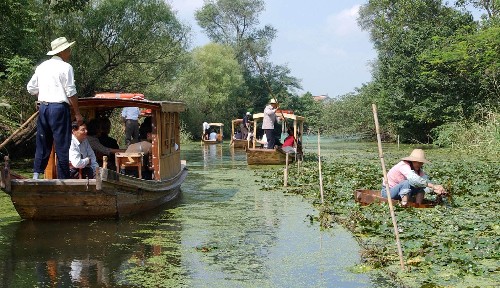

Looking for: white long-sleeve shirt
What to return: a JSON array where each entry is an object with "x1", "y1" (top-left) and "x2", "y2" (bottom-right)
[
  {"x1": 26, "y1": 56, "x2": 77, "y2": 104},
  {"x1": 69, "y1": 135, "x2": 98, "y2": 171},
  {"x1": 262, "y1": 104, "x2": 277, "y2": 129}
]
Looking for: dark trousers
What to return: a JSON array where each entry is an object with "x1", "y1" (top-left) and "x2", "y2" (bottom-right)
[
  {"x1": 125, "y1": 119, "x2": 139, "y2": 145},
  {"x1": 240, "y1": 124, "x2": 248, "y2": 140},
  {"x1": 34, "y1": 102, "x2": 71, "y2": 179},
  {"x1": 264, "y1": 129, "x2": 275, "y2": 149}
]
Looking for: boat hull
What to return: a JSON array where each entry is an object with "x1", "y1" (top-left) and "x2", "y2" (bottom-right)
[
  {"x1": 354, "y1": 189, "x2": 437, "y2": 208},
  {"x1": 8, "y1": 168, "x2": 187, "y2": 220},
  {"x1": 246, "y1": 148, "x2": 290, "y2": 165},
  {"x1": 231, "y1": 139, "x2": 248, "y2": 149}
]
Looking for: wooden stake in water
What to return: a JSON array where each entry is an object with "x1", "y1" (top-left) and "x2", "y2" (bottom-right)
[
  {"x1": 318, "y1": 129, "x2": 324, "y2": 204},
  {"x1": 284, "y1": 153, "x2": 289, "y2": 187},
  {"x1": 372, "y1": 104, "x2": 405, "y2": 271}
]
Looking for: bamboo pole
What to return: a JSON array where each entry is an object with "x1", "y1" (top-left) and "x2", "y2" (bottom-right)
[
  {"x1": 317, "y1": 129, "x2": 324, "y2": 204},
  {"x1": 0, "y1": 111, "x2": 39, "y2": 151},
  {"x1": 284, "y1": 153, "x2": 289, "y2": 187},
  {"x1": 372, "y1": 104, "x2": 405, "y2": 271}
]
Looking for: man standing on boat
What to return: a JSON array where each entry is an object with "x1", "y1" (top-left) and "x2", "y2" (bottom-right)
[
  {"x1": 121, "y1": 106, "x2": 140, "y2": 146},
  {"x1": 27, "y1": 37, "x2": 84, "y2": 179},
  {"x1": 262, "y1": 99, "x2": 279, "y2": 149},
  {"x1": 241, "y1": 112, "x2": 252, "y2": 140}
]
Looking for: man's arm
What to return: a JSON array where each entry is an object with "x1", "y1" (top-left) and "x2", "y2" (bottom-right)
[{"x1": 68, "y1": 95, "x2": 83, "y2": 126}]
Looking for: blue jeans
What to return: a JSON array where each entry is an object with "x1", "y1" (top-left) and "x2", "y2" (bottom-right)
[
  {"x1": 381, "y1": 180, "x2": 424, "y2": 200},
  {"x1": 34, "y1": 102, "x2": 71, "y2": 179}
]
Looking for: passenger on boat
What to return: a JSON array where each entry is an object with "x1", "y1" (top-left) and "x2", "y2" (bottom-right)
[
  {"x1": 241, "y1": 112, "x2": 252, "y2": 140},
  {"x1": 27, "y1": 37, "x2": 83, "y2": 180},
  {"x1": 247, "y1": 131, "x2": 254, "y2": 142},
  {"x1": 69, "y1": 121, "x2": 98, "y2": 179},
  {"x1": 86, "y1": 119, "x2": 123, "y2": 169},
  {"x1": 263, "y1": 99, "x2": 279, "y2": 149},
  {"x1": 209, "y1": 129, "x2": 218, "y2": 141},
  {"x1": 382, "y1": 149, "x2": 447, "y2": 205},
  {"x1": 258, "y1": 133, "x2": 268, "y2": 148},
  {"x1": 282, "y1": 127, "x2": 295, "y2": 148},
  {"x1": 98, "y1": 118, "x2": 119, "y2": 149},
  {"x1": 124, "y1": 124, "x2": 153, "y2": 179},
  {"x1": 234, "y1": 130, "x2": 242, "y2": 140},
  {"x1": 121, "y1": 107, "x2": 140, "y2": 146},
  {"x1": 139, "y1": 116, "x2": 152, "y2": 140},
  {"x1": 202, "y1": 122, "x2": 210, "y2": 140}
]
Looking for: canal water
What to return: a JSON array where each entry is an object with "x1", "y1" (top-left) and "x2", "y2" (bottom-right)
[{"x1": 0, "y1": 142, "x2": 374, "y2": 287}]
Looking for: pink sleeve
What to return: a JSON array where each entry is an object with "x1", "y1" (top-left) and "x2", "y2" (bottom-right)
[{"x1": 398, "y1": 163, "x2": 413, "y2": 177}]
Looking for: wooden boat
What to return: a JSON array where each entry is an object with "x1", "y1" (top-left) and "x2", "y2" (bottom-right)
[
  {"x1": 230, "y1": 119, "x2": 249, "y2": 149},
  {"x1": 0, "y1": 94, "x2": 188, "y2": 220},
  {"x1": 354, "y1": 189, "x2": 439, "y2": 208},
  {"x1": 201, "y1": 122, "x2": 224, "y2": 144},
  {"x1": 246, "y1": 112, "x2": 305, "y2": 165}
]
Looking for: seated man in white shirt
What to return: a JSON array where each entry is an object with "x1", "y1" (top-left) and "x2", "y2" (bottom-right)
[
  {"x1": 209, "y1": 129, "x2": 217, "y2": 141},
  {"x1": 86, "y1": 118, "x2": 123, "y2": 169},
  {"x1": 69, "y1": 121, "x2": 99, "y2": 179}
]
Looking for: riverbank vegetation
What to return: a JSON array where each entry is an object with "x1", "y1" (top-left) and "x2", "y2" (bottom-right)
[
  {"x1": 255, "y1": 142, "x2": 499, "y2": 287},
  {"x1": 0, "y1": 0, "x2": 498, "y2": 151}
]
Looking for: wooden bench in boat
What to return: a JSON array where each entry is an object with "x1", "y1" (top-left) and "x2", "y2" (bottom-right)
[{"x1": 115, "y1": 152, "x2": 143, "y2": 179}]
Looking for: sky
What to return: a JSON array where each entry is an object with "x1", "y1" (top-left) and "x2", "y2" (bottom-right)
[{"x1": 168, "y1": 0, "x2": 376, "y2": 98}]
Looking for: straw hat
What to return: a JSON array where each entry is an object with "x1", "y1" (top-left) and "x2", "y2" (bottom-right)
[
  {"x1": 269, "y1": 99, "x2": 277, "y2": 104},
  {"x1": 47, "y1": 37, "x2": 75, "y2": 56},
  {"x1": 401, "y1": 149, "x2": 431, "y2": 164}
]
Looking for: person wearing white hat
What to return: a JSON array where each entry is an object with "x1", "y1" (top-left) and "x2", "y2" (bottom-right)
[
  {"x1": 382, "y1": 149, "x2": 447, "y2": 205},
  {"x1": 262, "y1": 99, "x2": 279, "y2": 149},
  {"x1": 27, "y1": 37, "x2": 83, "y2": 179}
]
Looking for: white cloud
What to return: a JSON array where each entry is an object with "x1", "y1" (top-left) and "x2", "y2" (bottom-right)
[{"x1": 326, "y1": 5, "x2": 362, "y2": 37}]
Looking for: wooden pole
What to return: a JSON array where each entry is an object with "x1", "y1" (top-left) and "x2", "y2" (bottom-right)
[
  {"x1": 317, "y1": 129, "x2": 324, "y2": 204},
  {"x1": 372, "y1": 104, "x2": 405, "y2": 271},
  {"x1": 0, "y1": 111, "x2": 39, "y2": 151},
  {"x1": 284, "y1": 153, "x2": 289, "y2": 187}
]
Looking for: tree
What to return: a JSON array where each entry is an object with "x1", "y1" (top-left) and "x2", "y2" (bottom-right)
[
  {"x1": 455, "y1": 0, "x2": 500, "y2": 19},
  {"x1": 55, "y1": 0, "x2": 189, "y2": 97},
  {"x1": 0, "y1": 0, "x2": 189, "y2": 147},
  {"x1": 419, "y1": 26, "x2": 500, "y2": 120},
  {"x1": 195, "y1": 0, "x2": 301, "y2": 120},
  {"x1": 173, "y1": 43, "x2": 245, "y2": 138},
  {"x1": 358, "y1": 0, "x2": 476, "y2": 142}
]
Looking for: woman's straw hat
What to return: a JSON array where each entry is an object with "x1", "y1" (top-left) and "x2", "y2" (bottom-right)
[
  {"x1": 269, "y1": 99, "x2": 277, "y2": 104},
  {"x1": 401, "y1": 149, "x2": 431, "y2": 164},
  {"x1": 47, "y1": 37, "x2": 75, "y2": 56}
]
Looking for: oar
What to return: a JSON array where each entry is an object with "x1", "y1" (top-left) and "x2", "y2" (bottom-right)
[
  {"x1": 246, "y1": 41, "x2": 287, "y2": 122},
  {"x1": 372, "y1": 104, "x2": 405, "y2": 271},
  {"x1": 0, "y1": 111, "x2": 39, "y2": 152}
]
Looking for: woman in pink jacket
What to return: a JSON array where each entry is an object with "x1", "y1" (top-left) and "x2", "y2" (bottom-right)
[{"x1": 382, "y1": 149, "x2": 447, "y2": 205}]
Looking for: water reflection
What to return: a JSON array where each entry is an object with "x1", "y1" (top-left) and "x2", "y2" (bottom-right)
[{"x1": 0, "y1": 142, "x2": 375, "y2": 287}]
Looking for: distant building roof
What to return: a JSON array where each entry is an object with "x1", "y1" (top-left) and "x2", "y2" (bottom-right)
[{"x1": 313, "y1": 95, "x2": 329, "y2": 102}]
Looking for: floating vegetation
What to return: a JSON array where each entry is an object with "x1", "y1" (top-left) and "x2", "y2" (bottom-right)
[{"x1": 256, "y1": 141, "x2": 500, "y2": 287}]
